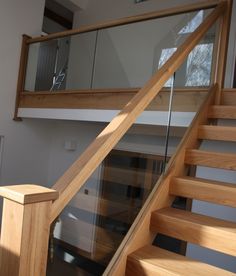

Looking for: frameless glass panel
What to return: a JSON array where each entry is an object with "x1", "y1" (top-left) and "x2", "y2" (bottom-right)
[
  {"x1": 24, "y1": 31, "x2": 97, "y2": 92},
  {"x1": 48, "y1": 90, "x2": 171, "y2": 275},
  {"x1": 92, "y1": 9, "x2": 213, "y2": 89},
  {"x1": 45, "y1": 8, "x2": 218, "y2": 274},
  {"x1": 25, "y1": 9, "x2": 214, "y2": 92},
  {"x1": 47, "y1": 74, "x2": 210, "y2": 275},
  {"x1": 66, "y1": 31, "x2": 98, "y2": 90},
  {"x1": 164, "y1": 16, "x2": 218, "y2": 88}
]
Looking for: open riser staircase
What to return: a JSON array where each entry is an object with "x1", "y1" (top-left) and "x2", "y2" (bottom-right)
[
  {"x1": 125, "y1": 92, "x2": 236, "y2": 275},
  {"x1": 0, "y1": 1, "x2": 234, "y2": 276}
]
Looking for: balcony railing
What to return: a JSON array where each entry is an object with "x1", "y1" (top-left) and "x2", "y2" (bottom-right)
[{"x1": 0, "y1": 1, "x2": 232, "y2": 275}]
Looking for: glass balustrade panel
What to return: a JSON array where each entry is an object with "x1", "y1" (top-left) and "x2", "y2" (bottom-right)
[
  {"x1": 24, "y1": 8, "x2": 215, "y2": 93},
  {"x1": 46, "y1": 9, "x2": 219, "y2": 276}
]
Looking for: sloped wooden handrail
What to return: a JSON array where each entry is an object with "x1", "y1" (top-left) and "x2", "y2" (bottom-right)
[
  {"x1": 103, "y1": 82, "x2": 218, "y2": 275},
  {"x1": 50, "y1": 2, "x2": 226, "y2": 223},
  {"x1": 27, "y1": 0, "x2": 219, "y2": 44}
]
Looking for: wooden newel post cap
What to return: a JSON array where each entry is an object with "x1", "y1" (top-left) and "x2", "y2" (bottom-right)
[{"x1": 0, "y1": 185, "x2": 59, "y2": 204}]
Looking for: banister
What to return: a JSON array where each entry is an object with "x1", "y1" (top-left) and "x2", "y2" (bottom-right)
[
  {"x1": 50, "y1": 2, "x2": 226, "y2": 223},
  {"x1": 0, "y1": 185, "x2": 58, "y2": 276},
  {"x1": 27, "y1": 0, "x2": 220, "y2": 44}
]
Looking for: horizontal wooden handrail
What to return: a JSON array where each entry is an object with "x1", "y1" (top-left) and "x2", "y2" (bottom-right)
[
  {"x1": 27, "y1": 0, "x2": 219, "y2": 44},
  {"x1": 50, "y1": 2, "x2": 225, "y2": 223},
  {"x1": 21, "y1": 87, "x2": 209, "y2": 95}
]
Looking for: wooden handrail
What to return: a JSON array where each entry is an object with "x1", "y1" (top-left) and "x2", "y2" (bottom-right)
[
  {"x1": 0, "y1": 185, "x2": 58, "y2": 276},
  {"x1": 13, "y1": 34, "x2": 31, "y2": 121},
  {"x1": 50, "y1": 2, "x2": 226, "y2": 223},
  {"x1": 103, "y1": 83, "x2": 218, "y2": 275},
  {"x1": 27, "y1": 0, "x2": 219, "y2": 44},
  {"x1": 21, "y1": 87, "x2": 209, "y2": 95}
]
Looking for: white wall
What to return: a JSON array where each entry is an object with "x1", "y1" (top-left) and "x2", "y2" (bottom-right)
[{"x1": 0, "y1": 0, "x2": 53, "y2": 195}]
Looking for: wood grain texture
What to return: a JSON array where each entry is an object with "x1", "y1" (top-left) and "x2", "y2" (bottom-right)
[
  {"x1": 126, "y1": 246, "x2": 235, "y2": 276},
  {"x1": 0, "y1": 185, "x2": 58, "y2": 204},
  {"x1": 22, "y1": 87, "x2": 208, "y2": 95},
  {"x1": 185, "y1": 149, "x2": 236, "y2": 170},
  {"x1": 198, "y1": 125, "x2": 236, "y2": 142},
  {"x1": 0, "y1": 199, "x2": 52, "y2": 276},
  {"x1": 170, "y1": 176, "x2": 236, "y2": 207},
  {"x1": 19, "y1": 90, "x2": 206, "y2": 111},
  {"x1": 151, "y1": 207, "x2": 236, "y2": 256},
  {"x1": 14, "y1": 34, "x2": 31, "y2": 121},
  {"x1": 27, "y1": 0, "x2": 219, "y2": 44},
  {"x1": 214, "y1": 0, "x2": 232, "y2": 103},
  {"x1": 50, "y1": 5, "x2": 224, "y2": 223},
  {"x1": 208, "y1": 105, "x2": 236, "y2": 119}
]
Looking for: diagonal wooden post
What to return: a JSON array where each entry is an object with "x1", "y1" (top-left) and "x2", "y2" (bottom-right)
[
  {"x1": 14, "y1": 34, "x2": 31, "y2": 121},
  {"x1": 214, "y1": 0, "x2": 232, "y2": 104},
  {"x1": 0, "y1": 185, "x2": 58, "y2": 276}
]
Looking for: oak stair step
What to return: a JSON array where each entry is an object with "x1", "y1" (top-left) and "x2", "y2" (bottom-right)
[
  {"x1": 198, "y1": 125, "x2": 236, "y2": 142},
  {"x1": 170, "y1": 176, "x2": 236, "y2": 208},
  {"x1": 208, "y1": 105, "x2": 236, "y2": 119},
  {"x1": 126, "y1": 245, "x2": 235, "y2": 276},
  {"x1": 150, "y1": 207, "x2": 236, "y2": 256},
  {"x1": 185, "y1": 149, "x2": 236, "y2": 170}
]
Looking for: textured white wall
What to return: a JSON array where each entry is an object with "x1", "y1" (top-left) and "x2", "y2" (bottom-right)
[{"x1": 0, "y1": 0, "x2": 53, "y2": 190}]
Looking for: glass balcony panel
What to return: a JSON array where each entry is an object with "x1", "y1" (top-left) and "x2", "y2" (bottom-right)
[
  {"x1": 46, "y1": 8, "x2": 218, "y2": 275},
  {"x1": 25, "y1": 9, "x2": 214, "y2": 93},
  {"x1": 24, "y1": 31, "x2": 97, "y2": 92},
  {"x1": 92, "y1": 9, "x2": 213, "y2": 89}
]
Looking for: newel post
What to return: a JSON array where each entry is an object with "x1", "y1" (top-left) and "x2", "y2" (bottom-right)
[{"x1": 0, "y1": 185, "x2": 58, "y2": 276}]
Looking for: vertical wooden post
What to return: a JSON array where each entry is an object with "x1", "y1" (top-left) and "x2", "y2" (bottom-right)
[
  {"x1": 0, "y1": 185, "x2": 58, "y2": 276},
  {"x1": 13, "y1": 34, "x2": 31, "y2": 121},
  {"x1": 214, "y1": 0, "x2": 232, "y2": 104}
]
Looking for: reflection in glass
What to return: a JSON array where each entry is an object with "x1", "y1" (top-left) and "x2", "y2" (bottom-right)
[
  {"x1": 186, "y1": 43, "x2": 214, "y2": 86},
  {"x1": 179, "y1": 10, "x2": 203, "y2": 34},
  {"x1": 25, "y1": 9, "x2": 214, "y2": 92}
]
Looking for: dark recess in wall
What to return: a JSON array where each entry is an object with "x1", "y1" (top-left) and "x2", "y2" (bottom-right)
[
  {"x1": 43, "y1": 0, "x2": 74, "y2": 33},
  {"x1": 233, "y1": 59, "x2": 236, "y2": 88}
]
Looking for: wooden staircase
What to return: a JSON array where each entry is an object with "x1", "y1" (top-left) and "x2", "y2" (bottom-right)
[{"x1": 125, "y1": 99, "x2": 236, "y2": 275}]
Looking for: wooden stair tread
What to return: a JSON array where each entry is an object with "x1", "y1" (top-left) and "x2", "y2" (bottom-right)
[
  {"x1": 208, "y1": 105, "x2": 236, "y2": 119},
  {"x1": 150, "y1": 207, "x2": 236, "y2": 256},
  {"x1": 170, "y1": 176, "x2": 236, "y2": 207},
  {"x1": 185, "y1": 149, "x2": 236, "y2": 170},
  {"x1": 198, "y1": 125, "x2": 236, "y2": 142},
  {"x1": 126, "y1": 245, "x2": 235, "y2": 276}
]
